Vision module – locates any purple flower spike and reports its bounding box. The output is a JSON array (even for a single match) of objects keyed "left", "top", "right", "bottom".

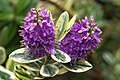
[
  {"left": 60, "top": 16, "right": 102, "bottom": 60},
  {"left": 20, "top": 8, "right": 56, "bottom": 58}
]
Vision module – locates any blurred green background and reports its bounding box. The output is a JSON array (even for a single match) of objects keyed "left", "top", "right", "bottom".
[{"left": 0, "top": 0, "right": 120, "bottom": 80}]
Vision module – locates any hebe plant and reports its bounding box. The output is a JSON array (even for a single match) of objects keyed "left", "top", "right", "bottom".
[{"left": 9, "top": 7, "right": 102, "bottom": 80}]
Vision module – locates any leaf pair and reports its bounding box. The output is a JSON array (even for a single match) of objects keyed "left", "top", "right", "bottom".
[
  {"left": 9, "top": 48, "right": 71, "bottom": 64},
  {"left": 51, "top": 50, "right": 92, "bottom": 73},
  {"left": 56, "top": 11, "right": 76, "bottom": 42}
]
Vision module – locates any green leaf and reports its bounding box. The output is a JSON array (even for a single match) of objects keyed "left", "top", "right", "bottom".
[
  {"left": 115, "top": 48, "right": 120, "bottom": 62},
  {"left": 15, "top": 65, "right": 33, "bottom": 80},
  {"left": 62, "top": 60, "right": 93, "bottom": 73},
  {"left": 53, "top": 62, "right": 68, "bottom": 75},
  {"left": 0, "top": 47, "right": 6, "bottom": 64},
  {"left": 51, "top": 49, "right": 71, "bottom": 63},
  {"left": 58, "top": 15, "right": 77, "bottom": 41},
  {"left": 5, "top": 58, "right": 15, "bottom": 71},
  {"left": 56, "top": 11, "right": 69, "bottom": 39},
  {"left": 102, "top": 52, "right": 116, "bottom": 65},
  {"left": 0, "top": 0, "right": 12, "bottom": 12},
  {"left": 9, "top": 48, "right": 44, "bottom": 63},
  {"left": 0, "top": 13, "right": 13, "bottom": 20},
  {"left": 40, "top": 64, "right": 59, "bottom": 77},
  {"left": 16, "top": 0, "right": 30, "bottom": 14},
  {"left": 21, "top": 61, "right": 43, "bottom": 71},
  {"left": 114, "top": 63, "right": 120, "bottom": 74},
  {"left": 0, "top": 66, "right": 15, "bottom": 80},
  {"left": 0, "top": 23, "right": 18, "bottom": 47}
]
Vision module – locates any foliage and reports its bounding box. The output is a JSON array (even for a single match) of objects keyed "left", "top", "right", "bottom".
[{"left": 8, "top": 10, "right": 94, "bottom": 79}]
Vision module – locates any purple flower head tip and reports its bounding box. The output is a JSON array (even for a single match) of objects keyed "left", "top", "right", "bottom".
[
  {"left": 60, "top": 16, "right": 102, "bottom": 61},
  {"left": 20, "top": 8, "right": 56, "bottom": 57}
]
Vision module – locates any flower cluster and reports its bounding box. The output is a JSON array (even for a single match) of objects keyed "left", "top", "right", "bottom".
[
  {"left": 19, "top": 7, "right": 102, "bottom": 61},
  {"left": 20, "top": 8, "right": 56, "bottom": 57},
  {"left": 60, "top": 16, "right": 102, "bottom": 60}
]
